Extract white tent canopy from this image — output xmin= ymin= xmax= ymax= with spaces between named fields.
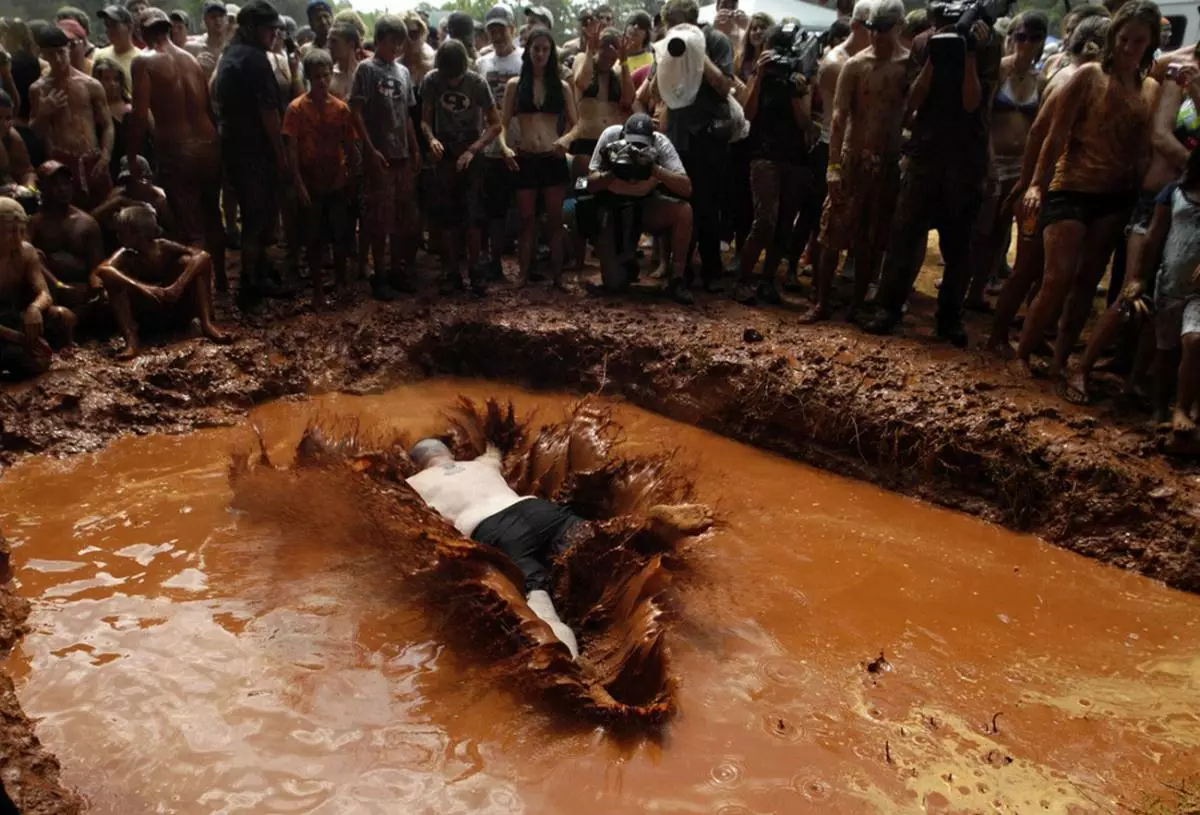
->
xmin=697 ymin=0 xmax=839 ymax=29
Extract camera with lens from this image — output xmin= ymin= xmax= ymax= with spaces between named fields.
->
xmin=603 ymin=138 xmax=656 ymax=183
xmin=926 ymin=0 xmax=1008 ymax=63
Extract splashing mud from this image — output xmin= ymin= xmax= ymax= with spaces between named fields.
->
xmin=2 ymin=380 xmax=1200 ymax=813
xmin=229 ymin=397 xmax=711 ymax=727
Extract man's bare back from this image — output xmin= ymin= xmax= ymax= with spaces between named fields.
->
xmin=30 ymin=70 xmax=106 ymax=159
xmin=133 ymin=42 xmax=217 ymax=148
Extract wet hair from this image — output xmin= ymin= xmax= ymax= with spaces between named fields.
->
xmin=93 ymin=56 xmax=131 ymax=102
xmin=115 ymin=204 xmax=161 ymax=239
xmin=301 ymin=46 xmax=332 ymax=77
xmin=1068 ymin=14 xmax=1109 ymax=57
xmin=625 ymin=10 xmax=652 ymax=49
xmin=410 ymin=438 xmax=451 ymax=468
xmin=735 ymin=12 xmax=774 ymax=76
xmin=662 ymin=0 xmax=700 ymax=26
xmin=55 ymin=6 xmax=90 ymax=35
xmin=434 ymin=37 xmax=469 ymax=78
xmin=1102 ymin=0 xmax=1160 ymax=75
xmin=517 ymin=27 xmax=564 ymax=110
xmin=329 ymin=21 xmax=359 ymax=47
xmin=374 ymin=13 xmax=405 ymax=46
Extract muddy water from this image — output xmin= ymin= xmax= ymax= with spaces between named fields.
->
xmin=1 ymin=380 xmax=1198 ymax=814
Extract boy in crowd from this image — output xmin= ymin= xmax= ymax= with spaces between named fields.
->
xmin=0 ymin=197 xmax=55 ymax=376
xmin=93 ymin=205 xmax=228 ymax=359
xmin=283 ymin=48 xmax=357 ymax=308
xmin=350 ymin=14 xmax=420 ymax=299
xmin=474 ymin=5 xmax=522 ymax=281
xmin=421 ymin=39 xmax=500 ymax=294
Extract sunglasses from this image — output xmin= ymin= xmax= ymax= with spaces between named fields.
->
xmin=1011 ymin=31 xmax=1044 ymax=43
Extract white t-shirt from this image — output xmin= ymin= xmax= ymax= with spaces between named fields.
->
xmin=406 ymin=449 xmax=531 ymax=537
xmin=475 ymin=47 xmax=522 ymax=158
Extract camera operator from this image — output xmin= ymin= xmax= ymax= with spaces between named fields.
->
xmin=643 ymin=0 xmax=735 ymax=293
xmin=866 ymin=0 xmax=1004 ymax=347
xmin=587 ymin=112 xmax=694 ymax=302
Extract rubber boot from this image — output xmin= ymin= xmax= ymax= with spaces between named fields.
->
xmin=526 ymin=589 xmax=579 ymax=660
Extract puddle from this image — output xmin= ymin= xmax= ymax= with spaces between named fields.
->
xmin=1 ymin=379 xmax=1198 ymax=813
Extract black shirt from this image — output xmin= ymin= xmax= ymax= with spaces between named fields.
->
xmin=749 ymin=74 xmax=808 ymax=163
xmin=213 ymin=41 xmax=281 ymax=158
xmin=664 ymin=25 xmax=733 ymax=153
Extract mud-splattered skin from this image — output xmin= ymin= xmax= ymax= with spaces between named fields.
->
xmin=231 ymin=398 xmax=714 ymax=727
xmin=829 ymin=38 xmax=912 ymax=161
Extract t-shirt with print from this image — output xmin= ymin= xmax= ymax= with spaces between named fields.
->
xmin=419 ymin=69 xmax=496 ymax=151
xmin=282 ymin=93 xmax=357 ymax=193
xmin=475 ymin=48 xmax=522 ymax=157
xmin=350 ymin=56 xmax=416 ymax=162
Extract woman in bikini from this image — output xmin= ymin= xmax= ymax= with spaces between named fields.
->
xmin=499 ymin=27 xmax=578 ymax=289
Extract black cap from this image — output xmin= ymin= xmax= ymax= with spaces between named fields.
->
xmin=34 ymin=25 xmax=71 ymax=48
xmin=139 ymin=7 xmax=173 ymax=31
xmin=624 ymin=112 xmax=655 ymax=145
xmin=201 ymin=0 xmax=227 ymax=14
xmin=237 ymin=0 xmax=283 ymax=28
xmin=484 ymin=5 xmax=514 ymax=27
xmin=98 ymin=5 xmax=135 ymax=25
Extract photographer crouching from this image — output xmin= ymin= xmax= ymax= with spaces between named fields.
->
xmin=865 ymin=0 xmax=1006 ymax=347
xmin=586 ymin=112 xmax=694 ymax=302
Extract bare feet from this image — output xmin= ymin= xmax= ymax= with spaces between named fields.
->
xmin=116 ymin=341 xmax=140 ymax=360
xmin=798 ymin=304 xmax=829 ymax=325
xmin=1172 ymin=407 xmax=1196 ymax=435
xmin=1061 ymin=368 xmax=1091 ymax=405
xmin=202 ymin=323 xmax=233 ymax=344
xmin=1015 ymin=356 xmax=1038 ymax=379
xmin=647 ymin=503 xmax=715 ymax=536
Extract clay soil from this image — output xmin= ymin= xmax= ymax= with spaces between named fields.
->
xmin=0 ymin=259 xmax=1198 ymax=811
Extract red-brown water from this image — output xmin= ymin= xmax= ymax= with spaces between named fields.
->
xmin=1 ymin=379 xmax=1198 ymax=813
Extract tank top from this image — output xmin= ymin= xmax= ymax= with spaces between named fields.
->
xmin=1051 ymin=71 xmax=1152 ymax=193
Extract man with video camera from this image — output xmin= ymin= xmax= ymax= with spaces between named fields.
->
xmin=866 ymin=0 xmax=1006 ymax=347
xmin=586 ymin=112 xmax=694 ymax=302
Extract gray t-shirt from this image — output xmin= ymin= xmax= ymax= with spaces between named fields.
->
xmin=589 ymin=124 xmax=686 ymax=175
xmin=476 ymin=48 xmax=522 ymax=158
xmin=420 ymin=69 xmax=496 ymax=150
xmin=1155 ymin=183 xmax=1200 ymax=301
xmin=350 ymin=56 xmax=416 ymax=162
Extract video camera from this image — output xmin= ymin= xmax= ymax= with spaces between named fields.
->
xmin=926 ymin=0 xmax=1009 ymax=62
xmin=760 ymin=21 xmax=821 ymax=84
xmin=602 ymin=138 xmax=656 ymax=183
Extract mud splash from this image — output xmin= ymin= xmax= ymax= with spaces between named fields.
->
xmin=229 ymin=397 xmax=709 ymax=727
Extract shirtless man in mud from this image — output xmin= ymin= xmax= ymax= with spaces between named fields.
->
xmin=186 ymin=0 xmax=229 ymax=79
xmin=0 ymin=198 xmax=55 ymax=376
xmin=28 ymin=160 xmax=103 ymax=330
xmin=28 ymin=26 xmax=113 ymax=209
xmin=93 ymin=205 xmax=229 ymax=359
xmin=802 ymin=0 xmax=911 ymax=323
xmin=92 ymin=156 xmax=176 ymax=249
xmin=406 ymin=438 xmax=712 ymax=660
xmin=129 ymin=8 xmax=227 ymax=292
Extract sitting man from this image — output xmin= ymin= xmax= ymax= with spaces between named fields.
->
xmin=93 ymin=205 xmax=229 ymax=359
xmin=29 ymin=160 xmax=105 ymax=336
xmin=0 ymin=90 xmax=36 ymax=199
xmin=586 ymin=112 xmax=693 ymax=302
xmin=91 ymin=155 xmax=176 ymax=252
xmin=406 ymin=439 xmax=583 ymax=658
xmin=0 ymin=197 xmax=56 ymax=377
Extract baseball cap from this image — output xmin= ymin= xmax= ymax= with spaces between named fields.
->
xmin=139 ymin=7 xmax=173 ymax=31
xmin=36 ymin=160 xmax=72 ymax=182
xmin=168 ymin=9 xmax=191 ymax=25
xmin=524 ymin=5 xmax=554 ymax=28
xmin=485 ymin=5 xmax=514 ymax=27
xmin=623 ymin=112 xmax=655 ymax=146
xmin=34 ymin=26 xmax=71 ymax=49
xmin=202 ymin=0 xmax=227 ymax=14
xmin=307 ymin=0 xmax=332 ymax=15
xmin=56 ymin=19 xmax=88 ymax=41
xmin=237 ymin=0 xmax=284 ymax=28
xmin=118 ymin=154 xmax=153 ymax=180
xmin=98 ymin=5 xmax=135 ymax=26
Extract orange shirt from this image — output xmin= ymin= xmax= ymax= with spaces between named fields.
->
xmin=282 ymin=93 xmax=357 ymax=193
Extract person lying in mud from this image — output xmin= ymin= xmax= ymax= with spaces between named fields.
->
xmin=92 ymin=204 xmax=230 ymax=359
xmin=0 ymin=197 xmax=56 ymax=376
xmin=406 ymin=438 xmax=583 ymax=658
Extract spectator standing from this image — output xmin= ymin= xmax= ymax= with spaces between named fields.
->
xmin=624 ymin=11 xmax=655 ymax=73
xmin=56 ymin=19 xmax=92 ymax=75
xmin=185 ymin=1 xmax=230 ymax=79
xmin=475 ymin=5 xmax=523 ymax=281
xmin=305 ymin=0 xmax=333 ymax=52
xmin=93 ymin=5 xmax=138 ymax=87
xmin=168 ymin=11 xmax=191 ymax=48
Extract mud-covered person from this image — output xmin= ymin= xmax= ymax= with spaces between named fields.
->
xmin=128 ymin=7 xmax=227 ymax=292
xmin=803 ymin=0 xmax=911 ymax=323
xmin=282 ymin=47 xmax=356 ymax=308
xmin=421 ymin=39 xmax=500 ymax=295
xmin=184 ymin=0 xmax=230 ymax=80
xmin=588 ymin=112 xmax=693 ymax=298
xmin=213 ymin=0 xmax=289 ymax=310
xmin=350 ymin=13 xmax=421 ymax=300
xmin=865 ymin=0 xmax=1003 ymax=347
xmin=0 ymin=197 xmax=55 ymax=376
xmin=29 ymin=160 xmax=103 ymax=332
xmin=92 ymin=155 xmax=175 ymax=250
xmin=474 ymin=6 xmax=523 ymax=283
xmin=93 ymin=205 xmax=229 ymax=359
xmin=28 ymin=25 xmax=113 ymax=209
xmin=0 ymin=90 xmax=35 ymax=195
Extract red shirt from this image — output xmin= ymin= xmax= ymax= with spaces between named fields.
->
xmin=282 ymin=93 xmax=357 ymax=192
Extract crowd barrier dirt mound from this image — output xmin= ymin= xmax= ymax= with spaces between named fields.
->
xmin=229 ymin=397 xmax=711 ymax=728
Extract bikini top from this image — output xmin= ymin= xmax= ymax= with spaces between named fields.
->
xmin=1175 ymin=97 xmax=1199 ymax=154
xmin=994 ymin=73 xmax=1039 ymax=118
xmin=581 ymin=68 xmax=622 ymax=101
xmin=515 ymin=79 xmax=565 ymax=115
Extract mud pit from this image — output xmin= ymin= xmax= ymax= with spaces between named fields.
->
xmin=1 ymin=380 xmax=1198 ymax=813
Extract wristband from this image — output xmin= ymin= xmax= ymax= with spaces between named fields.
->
xmin=828 ymin=162 xmax=842 ymax=172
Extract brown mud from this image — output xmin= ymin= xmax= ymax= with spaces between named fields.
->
xmin=0 ymin=272 xmax=1199 ymax=810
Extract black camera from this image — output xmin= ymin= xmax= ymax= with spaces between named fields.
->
xmin=603 ymin=138 xmax=655 ymax=183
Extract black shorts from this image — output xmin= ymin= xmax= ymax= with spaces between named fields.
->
xmin=1040 ymin=189 xmax=1133 ymax=228
xmin=480 ymin=157 xmax=515 ymax=221
xmin=223 ymin=145 xmax=278 ymax=240
xmin=514 ymin=152 xmax=570 ymax=191
xmin=300 ymin=188 xmax=349 ymax=245
xmin=568 ymin=138 xmax=599 ymax=159
xmin=429 ymin=148 xmax=482 ymax=230
xmin=472 ymin=498 xmax=583 ymax=594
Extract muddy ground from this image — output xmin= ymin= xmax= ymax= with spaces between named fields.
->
xmin=0 ymin=259 xmax=1198 ymax=811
